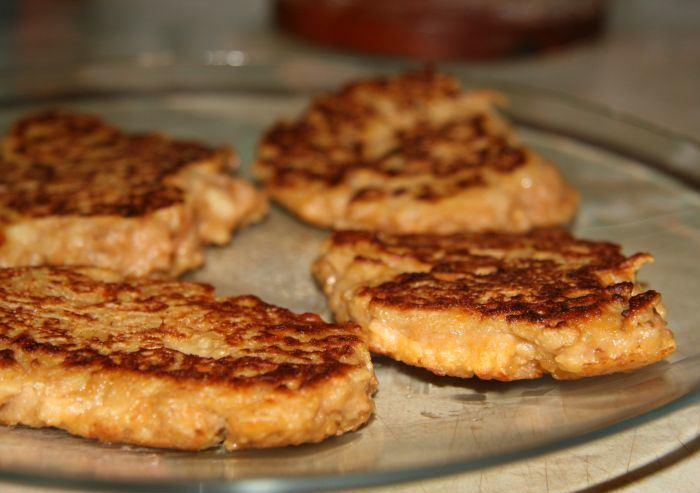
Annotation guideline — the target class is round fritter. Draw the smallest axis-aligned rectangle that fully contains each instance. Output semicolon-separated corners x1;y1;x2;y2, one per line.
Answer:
0;110;268;276
314;230;675;380
0;266;376;450
255;69;578;233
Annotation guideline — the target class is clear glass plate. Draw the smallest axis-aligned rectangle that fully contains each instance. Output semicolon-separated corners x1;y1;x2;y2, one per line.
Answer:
0;59;698;493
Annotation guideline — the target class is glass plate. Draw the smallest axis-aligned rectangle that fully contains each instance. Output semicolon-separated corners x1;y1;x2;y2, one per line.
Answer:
0;59;699;493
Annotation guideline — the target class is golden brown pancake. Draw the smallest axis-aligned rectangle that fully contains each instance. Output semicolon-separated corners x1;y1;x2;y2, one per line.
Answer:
255;69;577;233
0;266;376;450
0;110;268;277
314;229;675;380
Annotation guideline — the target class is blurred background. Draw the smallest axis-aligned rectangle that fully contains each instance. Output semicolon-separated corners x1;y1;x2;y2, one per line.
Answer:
0;0;697;136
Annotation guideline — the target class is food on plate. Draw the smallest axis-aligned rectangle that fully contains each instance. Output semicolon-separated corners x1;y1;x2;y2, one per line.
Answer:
0;110;268;277
255;69;577;233
314;229;675;380
0;266;376;450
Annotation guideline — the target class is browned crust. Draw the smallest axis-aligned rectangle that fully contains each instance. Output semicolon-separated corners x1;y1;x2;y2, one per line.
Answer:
0;266;367;391
325;229;654;327
254;68;578;232
262;115;524;194
257;70;521;197
0;268;376;451
0;109;234;218
0;110;268;277
315;229;675;381
4;327;359;390
0;267;377;450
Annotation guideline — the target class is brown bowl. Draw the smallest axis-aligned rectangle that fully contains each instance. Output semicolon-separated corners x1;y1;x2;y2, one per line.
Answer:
276;0;606;60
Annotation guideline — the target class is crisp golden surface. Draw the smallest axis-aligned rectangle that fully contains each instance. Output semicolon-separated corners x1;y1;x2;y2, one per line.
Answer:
0;266;376;450
314;230;676;380
0;110;268;276
255;69;578;233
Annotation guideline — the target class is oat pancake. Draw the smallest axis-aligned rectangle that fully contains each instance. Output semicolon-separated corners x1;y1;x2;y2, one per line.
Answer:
0;266;376;450
314;229;675;380
255;69;577;233
0;110;268;277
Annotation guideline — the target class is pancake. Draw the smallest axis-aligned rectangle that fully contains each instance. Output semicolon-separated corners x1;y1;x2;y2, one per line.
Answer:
0;266;376;450
0;110;268;277
314;229;675;380
255;69;577;233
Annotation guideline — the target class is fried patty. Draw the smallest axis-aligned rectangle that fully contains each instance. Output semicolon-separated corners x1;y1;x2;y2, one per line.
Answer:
0;266;376;450
0;110;268;277
314;230;675;380
255;69;578;233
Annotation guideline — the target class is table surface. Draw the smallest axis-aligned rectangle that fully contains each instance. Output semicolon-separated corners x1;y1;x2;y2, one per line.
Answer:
0;0;697;491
